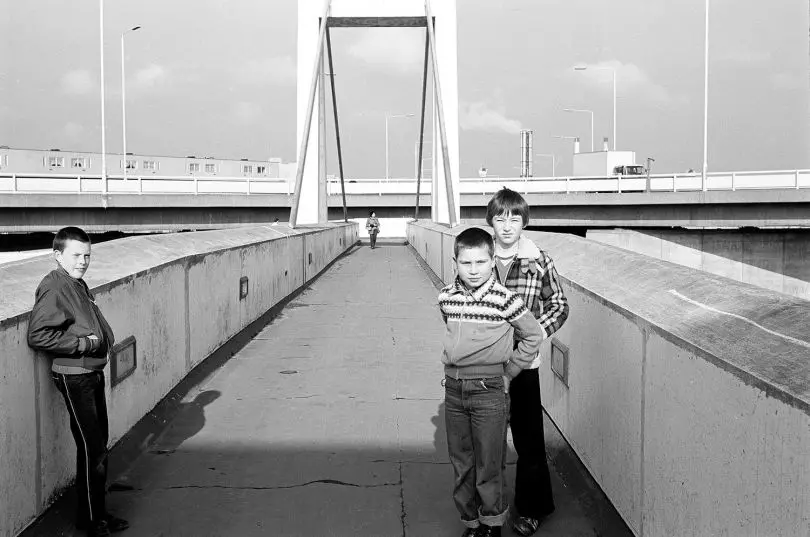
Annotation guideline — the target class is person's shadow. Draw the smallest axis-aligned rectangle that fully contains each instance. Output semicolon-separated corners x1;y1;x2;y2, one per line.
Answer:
432;401;447;459
153;390;221;453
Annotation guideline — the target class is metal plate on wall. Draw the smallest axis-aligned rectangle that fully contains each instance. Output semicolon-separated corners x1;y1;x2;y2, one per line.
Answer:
110;336;136;387
550;338;569;387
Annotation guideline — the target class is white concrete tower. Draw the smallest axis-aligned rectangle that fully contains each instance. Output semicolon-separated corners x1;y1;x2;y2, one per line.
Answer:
296;0;460;226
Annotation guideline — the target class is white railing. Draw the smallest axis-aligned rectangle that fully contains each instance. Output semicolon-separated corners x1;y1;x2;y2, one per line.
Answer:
0;173;292;195
1;170;808;196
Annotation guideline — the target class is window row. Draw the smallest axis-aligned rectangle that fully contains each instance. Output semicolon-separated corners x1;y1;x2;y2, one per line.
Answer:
0;154;274;176
187;162;268;175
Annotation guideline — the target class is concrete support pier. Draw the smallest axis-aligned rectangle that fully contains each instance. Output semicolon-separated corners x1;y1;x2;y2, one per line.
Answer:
23;244;629;537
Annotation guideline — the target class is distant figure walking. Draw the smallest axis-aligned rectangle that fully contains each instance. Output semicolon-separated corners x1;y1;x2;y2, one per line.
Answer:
366;211;380;249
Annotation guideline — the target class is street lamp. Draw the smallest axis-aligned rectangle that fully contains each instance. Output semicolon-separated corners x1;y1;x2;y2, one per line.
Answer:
121;25;141;180
563;108;594;152
414;139;432;180
574;65;617;150
535;153;556;177
702;0;709;190
385;113;414;181
99;0;107;193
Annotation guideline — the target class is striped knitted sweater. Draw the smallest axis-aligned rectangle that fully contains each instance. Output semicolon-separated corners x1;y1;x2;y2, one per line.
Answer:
438;274;544;380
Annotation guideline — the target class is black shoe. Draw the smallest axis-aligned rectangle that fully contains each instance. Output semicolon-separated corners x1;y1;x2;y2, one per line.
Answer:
461;527;479;537
79;515;129;534
512;515;547;536
104;514;130;532
87;520;111;537
477;525;501;537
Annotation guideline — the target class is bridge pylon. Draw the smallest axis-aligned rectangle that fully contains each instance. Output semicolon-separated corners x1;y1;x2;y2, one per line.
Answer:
292;0;460;227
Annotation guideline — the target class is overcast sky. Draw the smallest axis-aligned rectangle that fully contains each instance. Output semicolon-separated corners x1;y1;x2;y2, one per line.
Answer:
2;0;808;177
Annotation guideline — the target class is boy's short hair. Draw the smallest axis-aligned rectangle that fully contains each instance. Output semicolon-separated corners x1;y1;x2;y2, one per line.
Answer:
485;188;530;227
454;227;494;259
53;226;91;252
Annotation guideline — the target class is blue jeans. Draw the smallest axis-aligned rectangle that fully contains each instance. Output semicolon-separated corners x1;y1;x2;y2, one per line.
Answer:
444;375;510;528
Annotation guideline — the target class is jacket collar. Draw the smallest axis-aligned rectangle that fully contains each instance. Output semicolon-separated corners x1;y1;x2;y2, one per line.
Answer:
515;236;541;260
495;236;540;276
449;274;497;301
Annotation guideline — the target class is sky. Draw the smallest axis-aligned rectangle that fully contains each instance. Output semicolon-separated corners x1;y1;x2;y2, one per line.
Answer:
2;0;808;178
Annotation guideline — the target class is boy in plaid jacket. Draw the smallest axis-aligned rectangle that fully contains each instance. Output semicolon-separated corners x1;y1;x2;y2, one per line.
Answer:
486;188;569;536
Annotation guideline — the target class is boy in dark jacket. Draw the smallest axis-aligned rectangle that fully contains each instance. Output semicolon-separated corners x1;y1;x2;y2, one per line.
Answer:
27;226;128;537
439;227;544;537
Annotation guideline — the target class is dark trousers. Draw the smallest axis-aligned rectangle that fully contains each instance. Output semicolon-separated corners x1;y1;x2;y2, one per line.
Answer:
369;231;378;248
52;371;109;525
509;368;555;518
445;376;510;528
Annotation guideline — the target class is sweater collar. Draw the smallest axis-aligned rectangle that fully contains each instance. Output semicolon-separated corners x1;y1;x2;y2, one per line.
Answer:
450;274;497;301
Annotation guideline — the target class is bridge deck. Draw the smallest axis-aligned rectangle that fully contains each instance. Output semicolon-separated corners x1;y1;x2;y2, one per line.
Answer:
24;244;630;537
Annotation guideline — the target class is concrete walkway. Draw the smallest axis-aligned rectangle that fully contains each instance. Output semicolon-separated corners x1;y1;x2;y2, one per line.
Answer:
27;244;631;537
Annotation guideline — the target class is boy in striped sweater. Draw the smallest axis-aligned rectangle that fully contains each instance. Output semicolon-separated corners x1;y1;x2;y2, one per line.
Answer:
438;227;544;537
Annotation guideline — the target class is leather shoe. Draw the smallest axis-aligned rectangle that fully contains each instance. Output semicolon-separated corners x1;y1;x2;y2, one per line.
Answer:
477;525;501;537
461;528;479;537
104;514;130;532
512;515;546;536
86;520;111;537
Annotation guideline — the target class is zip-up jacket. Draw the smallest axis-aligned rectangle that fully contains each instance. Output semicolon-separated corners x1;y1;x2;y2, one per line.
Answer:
27;267;115;373
438;274;543;380
496;236;569;368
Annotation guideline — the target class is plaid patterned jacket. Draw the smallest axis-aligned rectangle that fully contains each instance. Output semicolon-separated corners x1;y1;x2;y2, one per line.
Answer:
499;236;569;366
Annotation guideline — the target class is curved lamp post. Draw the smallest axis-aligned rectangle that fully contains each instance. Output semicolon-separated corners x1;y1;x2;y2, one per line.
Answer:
574;66;616;150
121;25;141;180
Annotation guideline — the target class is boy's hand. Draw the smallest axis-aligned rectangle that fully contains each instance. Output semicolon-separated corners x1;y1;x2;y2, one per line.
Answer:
502;375;510;395
78;334;100;353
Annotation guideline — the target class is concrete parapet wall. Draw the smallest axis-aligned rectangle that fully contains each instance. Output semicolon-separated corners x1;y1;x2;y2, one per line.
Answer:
0;223;358;537
407;221;810;537
587;228;810;301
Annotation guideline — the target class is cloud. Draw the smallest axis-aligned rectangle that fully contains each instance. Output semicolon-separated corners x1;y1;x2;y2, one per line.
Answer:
772;72;806;91
236;56;297;85
716;47;771;65
133;64;168;90
348;29;423;75
571;60;674;105
232;101;262;125
459;101;523;134
62;70;95;95
64;122;85;140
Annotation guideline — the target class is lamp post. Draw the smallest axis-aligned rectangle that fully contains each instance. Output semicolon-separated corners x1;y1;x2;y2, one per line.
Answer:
702;0;709;191
385;113;414;181
99;0;107;193
121;25;141;180
563;108;594;152
574;66;616;150
535;153;556;177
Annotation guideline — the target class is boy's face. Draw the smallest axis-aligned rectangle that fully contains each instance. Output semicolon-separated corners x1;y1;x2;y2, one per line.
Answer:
491;211;525;249
454;245;494;289
55;239;91;279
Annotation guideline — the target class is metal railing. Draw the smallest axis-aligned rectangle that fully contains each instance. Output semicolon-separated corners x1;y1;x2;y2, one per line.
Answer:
1;170;808;197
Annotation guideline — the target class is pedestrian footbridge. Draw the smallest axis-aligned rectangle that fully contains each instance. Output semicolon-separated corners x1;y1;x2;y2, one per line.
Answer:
2;222;808;537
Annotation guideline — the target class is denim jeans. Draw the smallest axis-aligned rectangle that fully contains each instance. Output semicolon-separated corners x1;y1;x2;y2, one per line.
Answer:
510;368;555;518
52;371;109;525
444;375;510;528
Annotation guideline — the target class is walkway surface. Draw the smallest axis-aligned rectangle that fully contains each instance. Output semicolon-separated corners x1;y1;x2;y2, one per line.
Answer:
26;244;631;537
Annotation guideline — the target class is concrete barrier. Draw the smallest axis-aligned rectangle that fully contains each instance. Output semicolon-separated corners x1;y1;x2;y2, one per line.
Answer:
587;228;810;301
407;221;810;537
0;222;358;537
